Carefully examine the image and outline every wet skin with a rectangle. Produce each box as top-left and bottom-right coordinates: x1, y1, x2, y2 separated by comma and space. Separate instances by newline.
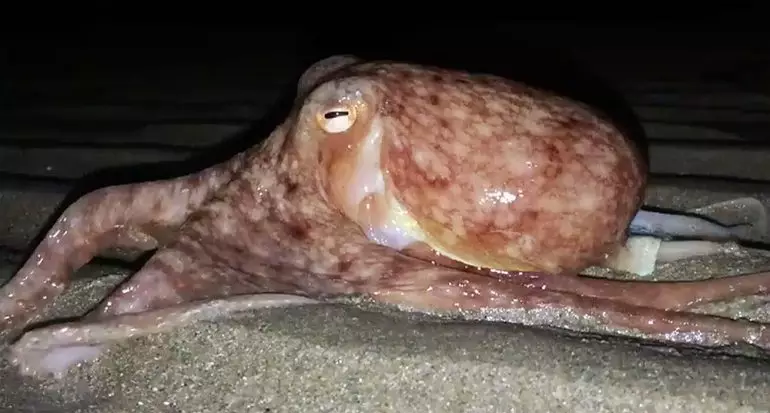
2, 55, 770, 377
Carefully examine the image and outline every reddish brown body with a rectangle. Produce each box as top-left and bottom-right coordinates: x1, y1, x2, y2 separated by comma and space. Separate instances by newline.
1, 55, 770, 378
369, 63, 646, 273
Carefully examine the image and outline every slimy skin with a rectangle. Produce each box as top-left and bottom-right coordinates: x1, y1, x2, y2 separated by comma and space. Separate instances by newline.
312, 59, 646, 275
3, 55, 770, 378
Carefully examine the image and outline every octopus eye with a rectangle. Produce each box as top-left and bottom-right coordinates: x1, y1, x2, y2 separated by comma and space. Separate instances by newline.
317, 106, 357, 134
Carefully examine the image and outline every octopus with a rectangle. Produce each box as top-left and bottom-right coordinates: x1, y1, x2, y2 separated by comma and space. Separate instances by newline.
3, 55, 770, 379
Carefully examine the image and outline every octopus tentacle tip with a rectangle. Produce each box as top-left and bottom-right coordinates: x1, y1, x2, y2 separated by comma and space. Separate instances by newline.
8, 293, 319, 378
604, 236, 661, 276
10, 343, 106, 380
656, 240, 725, 263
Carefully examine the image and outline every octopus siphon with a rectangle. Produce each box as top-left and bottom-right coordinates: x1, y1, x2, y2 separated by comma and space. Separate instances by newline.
3, 55, 770, 378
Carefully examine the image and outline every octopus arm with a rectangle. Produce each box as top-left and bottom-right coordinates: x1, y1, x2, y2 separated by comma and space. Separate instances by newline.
380, 273, 768, 348
353, 245, 770, 349
0, 151, 248, 337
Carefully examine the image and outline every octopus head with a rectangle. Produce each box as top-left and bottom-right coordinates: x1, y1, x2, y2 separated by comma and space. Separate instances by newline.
293, 56, 646, 275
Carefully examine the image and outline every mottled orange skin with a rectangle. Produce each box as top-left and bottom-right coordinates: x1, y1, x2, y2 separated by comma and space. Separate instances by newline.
2, 55, 770, 371
367, 63, 646, 274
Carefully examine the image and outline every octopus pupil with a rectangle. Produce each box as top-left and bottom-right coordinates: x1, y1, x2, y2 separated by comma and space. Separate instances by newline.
324, 111, 349, 119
